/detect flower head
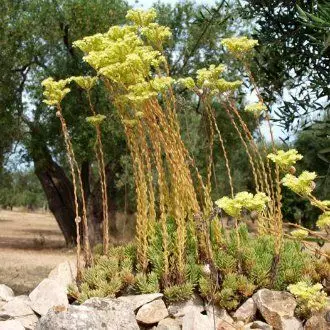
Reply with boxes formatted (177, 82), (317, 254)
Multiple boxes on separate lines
(41, 77), (70, 106)
(221, 37), (258, 56)
(268, 149), (303, 171)
(215, 191), (270, 218)
(70, 76), (98, 90)
(245, 102), (267, 116)
(291, 229), (309, 240)
(177, 77), (196, 90)
(281, 171), (316, 196)
(126, 9), (157, 27)
(316, 211), (330, 230)
(86, 114), (106, 126)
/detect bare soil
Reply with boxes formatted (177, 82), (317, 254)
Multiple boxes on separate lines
(0, 209), (74, 295)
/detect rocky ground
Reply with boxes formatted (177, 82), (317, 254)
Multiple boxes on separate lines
(0, 260), (329, 330)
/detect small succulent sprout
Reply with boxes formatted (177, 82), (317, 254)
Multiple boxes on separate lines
(267, 149), (303, 171)
(215, 191), (270, 218)
(86, 114), (106, 126)
(244, 102), (267, 116)
(126, 8), (157, 27)
(281, 171), (317, 196)
(41, 77), (71, 106)
(177, 77), (196, 90)
(291, 229), (309, 240)
(316, 211), (330, 230)
(70, 76), (98, 90)
(221, 37), (258, 56)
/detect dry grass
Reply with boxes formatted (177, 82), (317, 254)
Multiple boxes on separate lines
(0, 209), (74, 295)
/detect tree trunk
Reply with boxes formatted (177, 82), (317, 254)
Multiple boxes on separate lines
(28, 125), (77, 246)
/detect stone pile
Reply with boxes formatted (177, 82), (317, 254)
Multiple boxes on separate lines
(0, 261), (329, 330)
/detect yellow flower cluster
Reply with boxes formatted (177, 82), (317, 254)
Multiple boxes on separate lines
(221, 37), (258, 56)
(141, 23), (172, 47)
(244, 102), (267, 116)
(70, 76), (98, 90)
(86, 114), (106, 126)
(281, 171), (316, 196)
(73, 9), (172, 105)
(178, 64), (242, 96)
(196, 64), (242, 94)
(126, 8), (157, 27)
(177, 77), (196, 90)
(290, 229), (308, 240)
(288, 282), (327, 314)
(316, 211), (330, 230)
(215, 191), (270, 218)
(41, 77), (70, 106)
(268, 149), (303, 171)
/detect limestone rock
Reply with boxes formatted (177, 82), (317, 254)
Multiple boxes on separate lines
(118, 293), (163, 311)
(156, 317), (181, 330)
(0, 296), (38, 329)
(305, 311), (330, 330)
(168, 294), (204, 318)
(205, 305), (234, 330)
(0, 320), (25, 330)
(0, 285), (14, 302)
(48, 261), (77, 293)
(279, 316), (302, 330)
(37, 297), (139, 330)
(29, 278), (68, 316)
(233, 298), (257, 323)
(252, 289), (296, 330)
(182, 309), (212, 330)
(136, 299), (169, 325)
(243, 320), (273, 329)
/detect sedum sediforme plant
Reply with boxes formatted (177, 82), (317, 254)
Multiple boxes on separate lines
(43, 9), (329, 306)
(288, 281), (328, 318)
(268, 148), (330, 254)
(41, 78), (93, 273)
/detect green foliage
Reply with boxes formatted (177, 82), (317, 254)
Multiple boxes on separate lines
(288, 281), (328, 318)
(71, 244), (136, 303)
(0, 170), (47, 210)
(164, 282), (194, 302)
(135, 272), (160, 294)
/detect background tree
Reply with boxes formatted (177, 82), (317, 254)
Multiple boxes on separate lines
(241, 0), (329, 133)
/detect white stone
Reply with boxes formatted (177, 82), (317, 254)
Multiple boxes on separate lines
(29, 278), (68, 316)
(205, 304), (234, 329)
(243, 320), (273, 330)
(280, 316), (303, 330)
(0, 296), (38, 329)
(168, 294), (204, 318)
(136, 299), (169, 325)
(182, 309), (212, 330)
(0, 285), (14, 303)
(252, 289), (296, 330)
(48, 261), (77, 293)
(157, 317), (181, 330)
(233, 298), (257, 323)
(37, 297), (139, 330)
(118, 293), (163, 311)
(0, 320), (25, 330)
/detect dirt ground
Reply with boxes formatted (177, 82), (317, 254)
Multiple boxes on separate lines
(0, 209), (75, 295)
